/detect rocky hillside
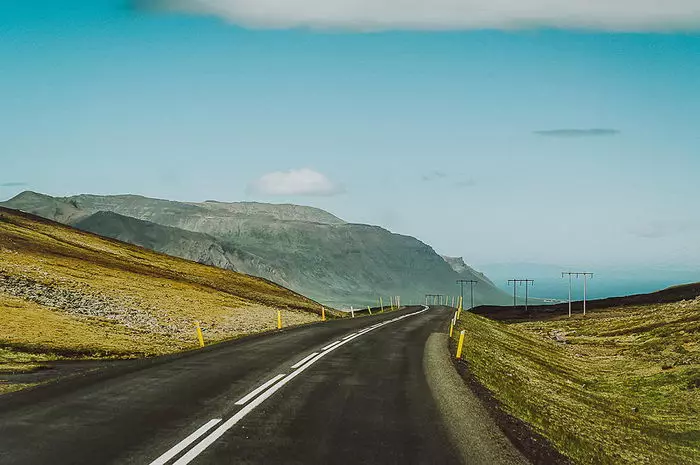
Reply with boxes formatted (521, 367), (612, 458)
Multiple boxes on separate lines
(2, 191), (511, 307)
(441, 255), (496, 287)
(73, 211), (291, 287)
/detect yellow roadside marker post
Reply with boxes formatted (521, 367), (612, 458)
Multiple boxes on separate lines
(277, 310), (282, 329)
(449, 311), (458, 337)
(367, 306), (373, 315)
(195, 322), (205, 348)
(321, 306), (326, 321)
(380, 297), (384, 312)
(456, 330), (466, 359)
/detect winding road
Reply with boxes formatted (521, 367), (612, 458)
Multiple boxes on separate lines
(0, 305), (471, 465)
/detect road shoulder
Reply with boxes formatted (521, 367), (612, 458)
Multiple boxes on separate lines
(423, 332), (529, 465)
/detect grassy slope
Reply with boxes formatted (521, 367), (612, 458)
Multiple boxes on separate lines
(0, 207), (329, 389)
(452, 300), (700, 465)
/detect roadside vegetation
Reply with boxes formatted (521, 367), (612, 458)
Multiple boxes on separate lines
(452, 299), (700, 465)
(0, 207), (330, 393)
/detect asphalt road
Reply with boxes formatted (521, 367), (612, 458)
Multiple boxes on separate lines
(0, 305), (462, 465)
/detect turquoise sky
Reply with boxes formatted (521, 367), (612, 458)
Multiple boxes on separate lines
(2, 1), (699, 271)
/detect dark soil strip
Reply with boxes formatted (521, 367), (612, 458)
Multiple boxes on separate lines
(448, 338), (573, 465)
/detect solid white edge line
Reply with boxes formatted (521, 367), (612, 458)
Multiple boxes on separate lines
(170, 305), (431, 465)
(148, 418), (222, 465)
(321, 340), (342, 351)
(342, 333), (357, 340)
(234, 374), (286, 406)
(290, 352), (319, 369)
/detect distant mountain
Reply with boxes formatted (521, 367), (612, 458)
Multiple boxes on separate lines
(441, 255), (496, 287)
(2, 191), (511, 307)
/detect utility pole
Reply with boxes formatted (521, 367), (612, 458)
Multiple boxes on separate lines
(507, 279), (534, 311)
(457, 279), (478, 311)
(562, 272), (572, 317)
(561, 272), (594, 316)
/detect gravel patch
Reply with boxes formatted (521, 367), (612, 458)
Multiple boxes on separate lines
(0, 271), (173, 335)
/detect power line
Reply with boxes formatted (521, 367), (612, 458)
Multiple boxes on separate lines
(507, 279), (534, 312)
(561, 272), (594, 316)
(456, 279), (478, 311)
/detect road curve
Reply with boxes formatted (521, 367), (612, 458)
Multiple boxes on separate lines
(0, 305), (462, 465)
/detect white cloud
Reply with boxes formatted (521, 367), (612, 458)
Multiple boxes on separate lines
(534, 129), (620, 138)
(628, 220), (697, 239)
(140, 0), (700, 32)
(247, 168), (344, 196)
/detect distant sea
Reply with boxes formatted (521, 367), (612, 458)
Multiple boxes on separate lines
(479, 264), (699, 302)
(496, 278), (696, 301)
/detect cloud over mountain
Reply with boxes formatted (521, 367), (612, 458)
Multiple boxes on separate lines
(136, 0), (700, 32)
(247, 168), (344, 196)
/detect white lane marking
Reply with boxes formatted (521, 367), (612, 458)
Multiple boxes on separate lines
(342, 333), (357, 340)
(234, 374), (286, 406)
(173, 350), (324, 465)
(290, 352), (319, 369)
(148, 419), (222, 465)
(168, 306), (430, 465)
(321, 340), (342, 351)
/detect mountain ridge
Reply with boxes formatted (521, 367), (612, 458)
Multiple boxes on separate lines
(2, 191), (511, 307)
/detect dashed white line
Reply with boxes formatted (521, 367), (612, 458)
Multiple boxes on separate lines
(290, 352), (319, 369)
(148, 419), (222, 465)
(173, 348), (327, 465)
(234, 374), (286, 406)
(342, 333), (357, 340)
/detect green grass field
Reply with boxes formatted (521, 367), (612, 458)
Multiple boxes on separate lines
(452, 300), (700, 465)
(0, 207), (334, 392)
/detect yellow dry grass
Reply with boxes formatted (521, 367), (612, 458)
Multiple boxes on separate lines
(0, 208), (330, 391)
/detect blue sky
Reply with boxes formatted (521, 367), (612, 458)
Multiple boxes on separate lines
(2, 0), (699, 273)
